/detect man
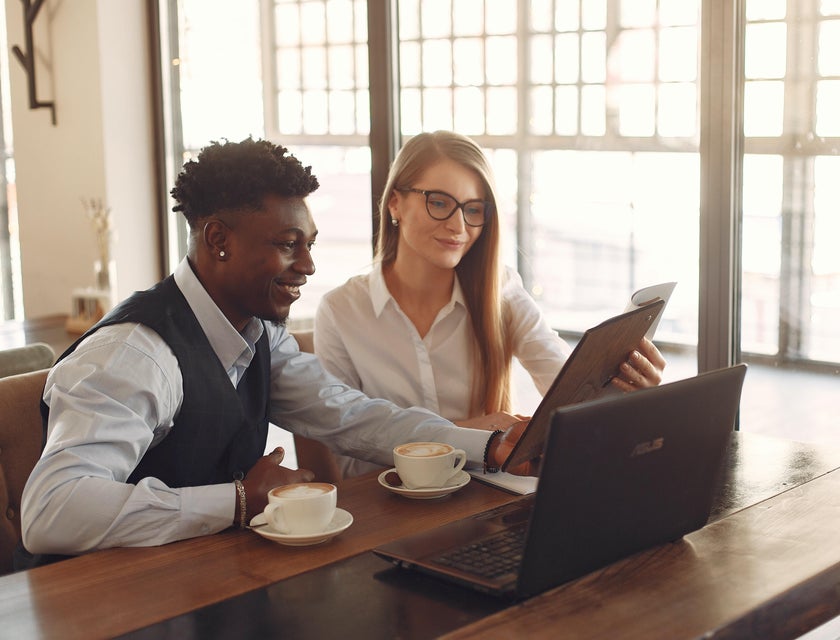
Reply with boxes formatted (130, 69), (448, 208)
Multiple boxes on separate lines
(18, 138), (525, 566)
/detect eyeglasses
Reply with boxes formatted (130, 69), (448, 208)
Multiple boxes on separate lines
(396, 188), (493, 228)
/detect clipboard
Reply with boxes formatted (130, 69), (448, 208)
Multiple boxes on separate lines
(502, 298), (666, 471)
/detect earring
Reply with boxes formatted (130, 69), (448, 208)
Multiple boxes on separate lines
(391, 218), (399, 227)
(219, 250), (226, 258)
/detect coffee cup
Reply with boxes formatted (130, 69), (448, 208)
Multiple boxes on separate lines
(264, 482), (337, 535)
(393, 442), (467, 490)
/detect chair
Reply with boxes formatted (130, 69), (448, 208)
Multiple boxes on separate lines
(0, 368), (49, 575)
(0, 342), (54, 378)
(291, 330), (342, 484)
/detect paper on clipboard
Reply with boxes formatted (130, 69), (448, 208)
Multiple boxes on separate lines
(624, 281), (677, 339)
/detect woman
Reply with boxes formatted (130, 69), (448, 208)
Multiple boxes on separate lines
(315, 131), (665, 477)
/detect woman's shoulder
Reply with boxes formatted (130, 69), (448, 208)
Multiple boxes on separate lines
(320, 270), (374, 304)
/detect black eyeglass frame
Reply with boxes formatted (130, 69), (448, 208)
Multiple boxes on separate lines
(395, 188), (494, 227)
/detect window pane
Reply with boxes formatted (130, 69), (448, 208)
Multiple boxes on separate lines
(554, 34), (580, 84)
(659, 27), (697, 81)
(746, 0), (786, 21)
(811, 156), (840, 361)
(614, 29), (655, 82)
(816, 81), (840, 136)
(530, 35), (553, 84)
(581, 85), (606, 135)
(422, 88), (454, 130)
(454, 86), (485, 134)
(485, 0), (516, 35)
(741, 154), (782, 355)
(530, 87), (554, 135)
(554, 86), (579, 135)
(453, 38), (485, 86)
(618, 84), (656, 136)
(819, 21), (840, 75)
(581, 32), (606, 83)
(745, 23), (787, 79)
(453, 0), (484, 37)
(421, 0), (452, 38)
(486, 87), (517, 134)
(744, 81), (784, 136)
(485, 36), (517, 85)
(326, 0), (354, 43)
(658, 83), (696, 137)
(422, 40), (453, 86)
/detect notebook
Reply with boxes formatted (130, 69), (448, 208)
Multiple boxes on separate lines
(373, 364), (747, 599)
(502, 298), (666, 471)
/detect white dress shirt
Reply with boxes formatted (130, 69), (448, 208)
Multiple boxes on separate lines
(21, 259), (491, 556)
(315, 264), (572, 477)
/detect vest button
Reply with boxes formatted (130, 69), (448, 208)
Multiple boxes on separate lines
(6, 507), (14, 520)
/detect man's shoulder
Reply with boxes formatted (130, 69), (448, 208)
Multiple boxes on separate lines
(72, 323), (171, 358)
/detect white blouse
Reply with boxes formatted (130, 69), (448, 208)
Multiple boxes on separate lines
(314, 263), (572, 477)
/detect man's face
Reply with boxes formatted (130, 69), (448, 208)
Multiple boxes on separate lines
(213, 194), (317, 330)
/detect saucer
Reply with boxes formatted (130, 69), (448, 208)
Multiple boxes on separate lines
(378, 468), (471, 499)
(249, 508), (353, 546)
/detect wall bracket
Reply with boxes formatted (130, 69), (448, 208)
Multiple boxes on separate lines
(11, 0), (56, 125)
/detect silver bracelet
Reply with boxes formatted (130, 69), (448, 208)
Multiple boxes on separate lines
(234, 479), (248, 529)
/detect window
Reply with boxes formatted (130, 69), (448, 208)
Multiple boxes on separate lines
(0, 7), (22, 321)
(159, 0), (839, 443)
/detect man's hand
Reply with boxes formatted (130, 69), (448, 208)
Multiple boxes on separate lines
(454, 411), (530, 431)
(239, 447), (315, 523)
(488, 419), (538, 476)
(611, 337), (666, 392)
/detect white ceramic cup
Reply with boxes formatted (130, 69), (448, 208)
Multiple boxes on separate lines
(263, 482), (337, 535)
(393, 442), (467, 490)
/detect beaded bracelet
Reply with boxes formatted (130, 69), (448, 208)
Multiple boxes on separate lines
(234, 479), (248, 529)
(483, 429), (504, 474)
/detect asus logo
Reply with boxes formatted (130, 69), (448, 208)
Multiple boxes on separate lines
(631, 437), (664, 457)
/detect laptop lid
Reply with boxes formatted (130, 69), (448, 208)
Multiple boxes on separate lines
(503, 299), (665, 471)
(373, 364), (747, 599)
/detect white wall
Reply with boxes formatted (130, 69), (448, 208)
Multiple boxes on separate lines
(5, 0), (159, 318)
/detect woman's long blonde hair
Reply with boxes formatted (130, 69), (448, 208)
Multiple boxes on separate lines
(375, 131), (512, 416)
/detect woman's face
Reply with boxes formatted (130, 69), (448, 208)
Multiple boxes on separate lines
(388, 158), (486, 272)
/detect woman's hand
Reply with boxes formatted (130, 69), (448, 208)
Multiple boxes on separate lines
(611, 337), (666, 392)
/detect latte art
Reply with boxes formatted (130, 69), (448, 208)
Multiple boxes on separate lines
(395, 442), (452, 458)
(270, 482), (333, 499)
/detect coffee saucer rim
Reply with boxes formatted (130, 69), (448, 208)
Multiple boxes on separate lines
(377, 468), (471, 499)
(249, 508), (353, 545)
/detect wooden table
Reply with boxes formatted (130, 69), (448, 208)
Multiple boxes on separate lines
(2, 432), (840, 639)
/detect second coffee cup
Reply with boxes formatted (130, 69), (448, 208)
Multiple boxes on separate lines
(264, 482), (337, 535)
(393, 442), (466, 490)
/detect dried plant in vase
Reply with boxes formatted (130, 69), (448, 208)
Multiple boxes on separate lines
(81, 197), (115, 292)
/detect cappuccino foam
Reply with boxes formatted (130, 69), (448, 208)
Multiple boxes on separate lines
(270, 483), (333, 499)
(396, 442), (452, 458)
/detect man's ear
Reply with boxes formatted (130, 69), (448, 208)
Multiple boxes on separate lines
(203, 218), (229, 259)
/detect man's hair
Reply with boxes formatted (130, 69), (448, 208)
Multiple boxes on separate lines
(171, 137), (320, 227)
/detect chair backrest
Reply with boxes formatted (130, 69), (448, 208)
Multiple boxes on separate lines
(0, 368), (48, 576)
(290, 331), (342, 484)
(0, 342), (55, 379)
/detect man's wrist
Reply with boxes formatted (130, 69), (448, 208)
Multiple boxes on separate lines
(234, 479), (248, 529)
(483, 429), (504, 474)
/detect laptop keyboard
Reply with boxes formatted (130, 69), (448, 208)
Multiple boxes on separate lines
(434, 525), (527, 579)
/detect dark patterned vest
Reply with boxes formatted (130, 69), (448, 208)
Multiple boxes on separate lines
(43, 275), (271, 486)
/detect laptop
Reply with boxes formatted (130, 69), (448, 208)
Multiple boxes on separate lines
(502, 298), (665, 471)
(373, 364), (747, 599)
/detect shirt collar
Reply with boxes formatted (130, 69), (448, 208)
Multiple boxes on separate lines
(173, 258), (264, 370)
(368, 262), (466, 318)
